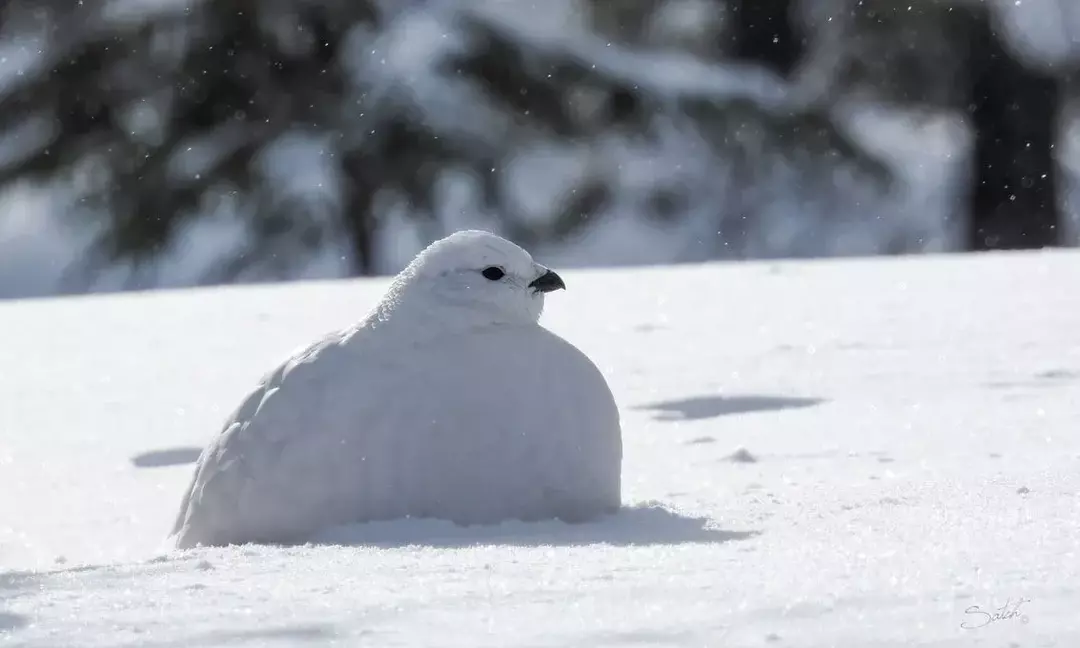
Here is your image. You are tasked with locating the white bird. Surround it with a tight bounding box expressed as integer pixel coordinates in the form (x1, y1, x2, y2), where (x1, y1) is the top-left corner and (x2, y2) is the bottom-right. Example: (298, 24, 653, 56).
(169, 230, 622, 549)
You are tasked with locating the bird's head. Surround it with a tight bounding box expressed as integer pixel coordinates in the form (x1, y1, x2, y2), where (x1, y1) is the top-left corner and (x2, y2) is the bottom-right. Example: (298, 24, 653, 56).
(385, 230, 565, 328)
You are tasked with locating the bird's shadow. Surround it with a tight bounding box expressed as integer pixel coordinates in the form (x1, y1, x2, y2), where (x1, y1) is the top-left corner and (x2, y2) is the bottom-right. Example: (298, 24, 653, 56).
(131, 447, 203, 468)
(305, 503, 758, 549)
(141, 624, 335, 647)
(637, 394, 824, 421)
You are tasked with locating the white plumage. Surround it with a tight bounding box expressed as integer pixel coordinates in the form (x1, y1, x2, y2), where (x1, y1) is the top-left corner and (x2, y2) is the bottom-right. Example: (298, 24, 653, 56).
(169, 230, 622, 548)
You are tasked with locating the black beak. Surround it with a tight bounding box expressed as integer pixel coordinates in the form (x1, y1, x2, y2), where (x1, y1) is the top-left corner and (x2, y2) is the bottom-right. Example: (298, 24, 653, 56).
(528, 269, 566, 293)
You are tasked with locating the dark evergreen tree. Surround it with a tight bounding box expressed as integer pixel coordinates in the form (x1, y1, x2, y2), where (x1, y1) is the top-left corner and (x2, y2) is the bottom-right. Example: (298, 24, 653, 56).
(963, 6, 1060, 250)
(727, 0, 804, 77)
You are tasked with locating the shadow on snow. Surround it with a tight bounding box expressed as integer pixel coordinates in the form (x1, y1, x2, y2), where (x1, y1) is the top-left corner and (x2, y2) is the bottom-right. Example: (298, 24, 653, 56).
(131, 447, 203, 468)
(304, 502, 759, 549)
(636, 394, 824, 422)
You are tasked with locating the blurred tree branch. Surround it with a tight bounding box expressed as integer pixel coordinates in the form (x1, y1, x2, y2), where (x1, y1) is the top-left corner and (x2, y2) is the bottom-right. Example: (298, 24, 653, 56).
(448, 8, 892, 245)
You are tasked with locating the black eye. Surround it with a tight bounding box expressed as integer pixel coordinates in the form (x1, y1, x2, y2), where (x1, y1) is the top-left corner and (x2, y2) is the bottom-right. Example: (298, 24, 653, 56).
(481, 266, 505, 281)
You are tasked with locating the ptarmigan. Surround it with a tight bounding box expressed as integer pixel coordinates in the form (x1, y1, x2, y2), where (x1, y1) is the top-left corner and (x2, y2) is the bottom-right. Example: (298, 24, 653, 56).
(169, 230, 622, 548)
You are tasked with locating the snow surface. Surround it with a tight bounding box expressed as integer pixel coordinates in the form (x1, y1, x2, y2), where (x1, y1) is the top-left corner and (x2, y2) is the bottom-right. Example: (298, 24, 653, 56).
(2, 249, 1080, 646)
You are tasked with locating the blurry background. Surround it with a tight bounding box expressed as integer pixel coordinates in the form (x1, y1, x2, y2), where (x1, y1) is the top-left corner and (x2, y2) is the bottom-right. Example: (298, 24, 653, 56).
(0, 0, 1076, 299)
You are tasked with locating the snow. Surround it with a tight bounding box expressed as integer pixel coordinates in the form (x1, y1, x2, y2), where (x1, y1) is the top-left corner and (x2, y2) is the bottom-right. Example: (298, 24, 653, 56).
(169, 231, 621, 548)
(3, 248, 1080, 646)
